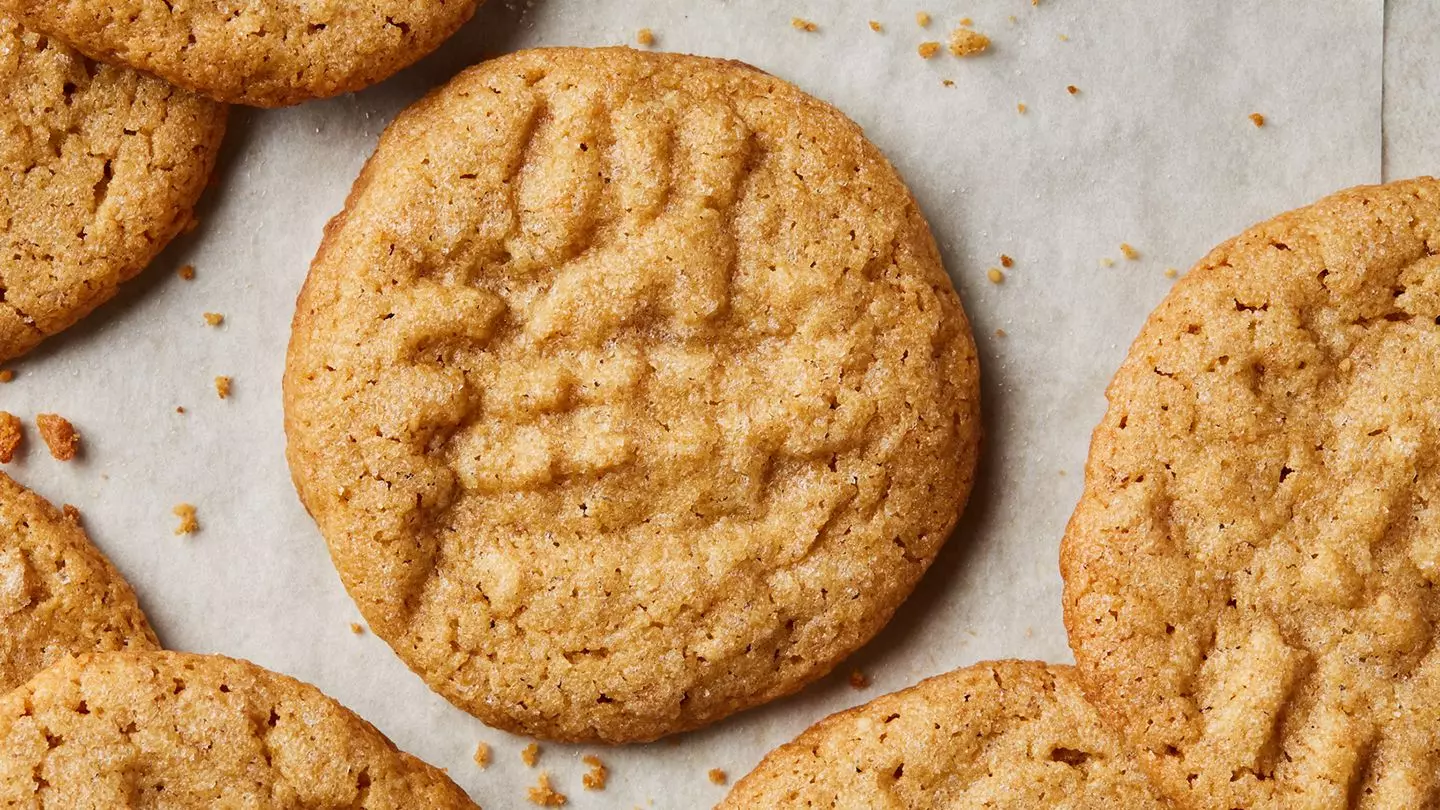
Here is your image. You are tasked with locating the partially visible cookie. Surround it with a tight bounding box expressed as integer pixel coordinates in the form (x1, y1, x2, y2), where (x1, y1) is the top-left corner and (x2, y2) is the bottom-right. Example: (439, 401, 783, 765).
(0, 471, 157, 693)
(1063, 178, 1440, 809)
(0, 650, 480, 808)
(285, 47, 982, 743)
(1, 0, 480, 106)
(0, 15, 226, 362)
(722, 660, 1166, 809)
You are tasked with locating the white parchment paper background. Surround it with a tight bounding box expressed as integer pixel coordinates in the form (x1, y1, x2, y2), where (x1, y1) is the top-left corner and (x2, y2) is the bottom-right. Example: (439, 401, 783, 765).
(0, 1, 1402, 806)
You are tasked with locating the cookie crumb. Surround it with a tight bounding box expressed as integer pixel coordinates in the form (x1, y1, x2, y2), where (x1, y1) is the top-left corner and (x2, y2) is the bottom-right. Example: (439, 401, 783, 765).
(178, 264, 196, 280)
(473, 742, 491, 769)
(916, 11, 931, 27)
(35, 414, 79, 461)
(1067, 84, 1079, 95)
(214, 376, 231, 400)
(995, 328, 1008, 337)
(918, 41, 940, 59)
(0, 412, 20, 463)
(527, 772, 567, 806)
(204, 312, 224, 327)
(521, 742, 541, 767)
(1249, 112, 1265, 128)
(1120, 242, 1141, 260)
(173, 503, 199, 536)
(1100, 257, 1116, 268)
(176, 406, 186, 414)
(948, 28, 989, 56)
(868, 20, 883, 32)
(941, 79, 955, 87)
(349, 622, 365, 634)
(791, 17, 817, 32)
(1058, 33, 1069, 42)
(848, 669, 870, 689)
(1017, 102, 1027, 114)
(708, 768, 728, 785)
(582, 755, 608, 790)
(0, 370, 13, 383)
(1000, 254, 1014, 268)
(1165, 267, 1179, 279)
(959, 17, 973, 26)
(987, 268, 1005, 284)
(636, 28, 654, 46)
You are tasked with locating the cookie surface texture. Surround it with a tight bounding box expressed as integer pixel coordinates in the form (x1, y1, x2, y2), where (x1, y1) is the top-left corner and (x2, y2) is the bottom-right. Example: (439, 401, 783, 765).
(285, 47, 982, 743)
(0, 15, 226, 363)
(1062, 178, 1440, 809)
(0, 471, 157, 694)
(1, 0, 479, 106)
(0, 650, 479, 808)
(723, 660, 1165, 809)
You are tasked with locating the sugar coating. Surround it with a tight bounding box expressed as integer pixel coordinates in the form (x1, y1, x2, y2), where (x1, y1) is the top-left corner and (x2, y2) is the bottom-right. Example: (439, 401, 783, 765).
(1063, 178, 1440, 809)
(0, 651, 478, 807)
(0, 15, 225, 363)
(285, 47, 981, 744)
(722, 661, 1165, 808)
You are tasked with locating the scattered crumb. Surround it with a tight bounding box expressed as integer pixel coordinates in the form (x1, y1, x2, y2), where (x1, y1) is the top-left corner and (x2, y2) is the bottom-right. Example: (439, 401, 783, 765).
(987, 268, 1005, 284)
(916, 11, 931, 27)
(1067, 84, 1080, 95)
(1100, 257, 1116, 268)
(941, 79, 955, 87)
(959, 17, 973, 26)
(918, 41, 940, 59)
(848, 669, 870, 689)
(1120, 242, 1141, 260)
(214, 376, 232, 400)
(948, 28, 990, 56)
(1165, 267, 1179, 279)
(172, 504, 199, 536)
(521, 742, 541, 768)
(995, 328, 1008, 337)
(178, 264, 196, 280)
(62, 504, 81, 524)
(35, 414, 78, 461)
(473, 742, 491, 769)
(349, 622, 365, 635)
(0, 412, 20, 463)
(791, 17, 817, 32)
(708, 769, 728, 786)
(176, 406, 186, 414)
(1058, 33, 1069, 42)
(0, 369, 13, 383)
(203, 312, 224, 327)
(1000, 254, 1014, 268)
(1017, 102, 1027, 114)
(582, 755, 608, 790)
(528, 772, 567, 807)
(1249, 112, 1266, 128)
(868, 20, 883, 32)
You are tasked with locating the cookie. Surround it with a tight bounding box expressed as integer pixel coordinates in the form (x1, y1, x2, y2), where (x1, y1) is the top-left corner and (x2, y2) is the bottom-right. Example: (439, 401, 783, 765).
(0, 650, 479, 807)
(722, 660, 1166, 808)
(1, 0, 480, 107)
(0, 15, 226, 363)
(285, 47, 982, 743)
(1062, 178, 1440, 809)
(0, 471, 157, 694)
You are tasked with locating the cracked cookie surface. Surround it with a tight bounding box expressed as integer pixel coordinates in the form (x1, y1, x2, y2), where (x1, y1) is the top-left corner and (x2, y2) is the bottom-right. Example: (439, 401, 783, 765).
(284, 47, 981, 743)
(0, 15, 225, 363)
(0, 650, 479, 808)
(0, 471, 157, 694)
(1062, 178, 1440, 809)
(722, 660, 1165, 809)
(0, 0, 479, 106)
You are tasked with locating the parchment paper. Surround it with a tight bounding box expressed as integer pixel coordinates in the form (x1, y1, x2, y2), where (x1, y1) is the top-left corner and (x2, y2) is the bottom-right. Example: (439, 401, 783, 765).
(0, 1, 1389, 806)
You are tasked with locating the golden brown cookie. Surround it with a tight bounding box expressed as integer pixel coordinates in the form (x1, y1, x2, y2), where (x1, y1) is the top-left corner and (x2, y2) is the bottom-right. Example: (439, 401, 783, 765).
(0, 14, 225, 363)
(1063, 177, 1440, 809)
(285, 47, 981, 743)
(0, 471, 157, 694)
(723, 661, 1166, 809)
(1, 0, 480, 107)
(0, 650, 479, 808)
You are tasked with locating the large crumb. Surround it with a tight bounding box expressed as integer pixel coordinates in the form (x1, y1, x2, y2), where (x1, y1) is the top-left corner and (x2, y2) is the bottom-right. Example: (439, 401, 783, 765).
(848, 669, 870, 689)
(473, 742, 491, 769)
(0, 369, 13, 383)
(527, 772, 567, 806)
(214, 376, 232, 399)
(582, 755, 608, 790)
(916, 11, 931, 27)
(0, 412, 20, 463)
(173, 503, 199, 536)
(917, 41, 940, 59)
(521, 742, 541, 767)
(35, 414, 79, 461)
(791, 17, 817, 32)
(178, 264, 196, 280)
(1249, 112, 1266, 127)
(948, 28, 990, 56)
(635, 28, 654, 46)
(708, 768, 728, 785)
(204, 312, 224, 326)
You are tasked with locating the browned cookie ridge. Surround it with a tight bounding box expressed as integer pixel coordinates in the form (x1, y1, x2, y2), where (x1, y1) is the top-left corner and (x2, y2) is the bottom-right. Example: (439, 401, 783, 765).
(0, 470, 157, 693)
(723, 661, 1166, 809)
(0, 651, 480, 808)
(1063, 177, 1440, 809)
(0, 14, 226, 363)
(285, 47, 982, 743)
(1, 0, 480, 107)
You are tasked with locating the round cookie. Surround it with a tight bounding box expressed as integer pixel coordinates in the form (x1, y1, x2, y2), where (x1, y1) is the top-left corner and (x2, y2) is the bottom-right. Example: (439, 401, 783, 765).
(1063, 178, 1440, 809)
(0, 15, 226, 363)
(0, 471, 157, 694)
(0, 650, 479, 808)
(1, 0, 480, 107)
(285, 47, 982, 743)
(723, 660, 1166, 809)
